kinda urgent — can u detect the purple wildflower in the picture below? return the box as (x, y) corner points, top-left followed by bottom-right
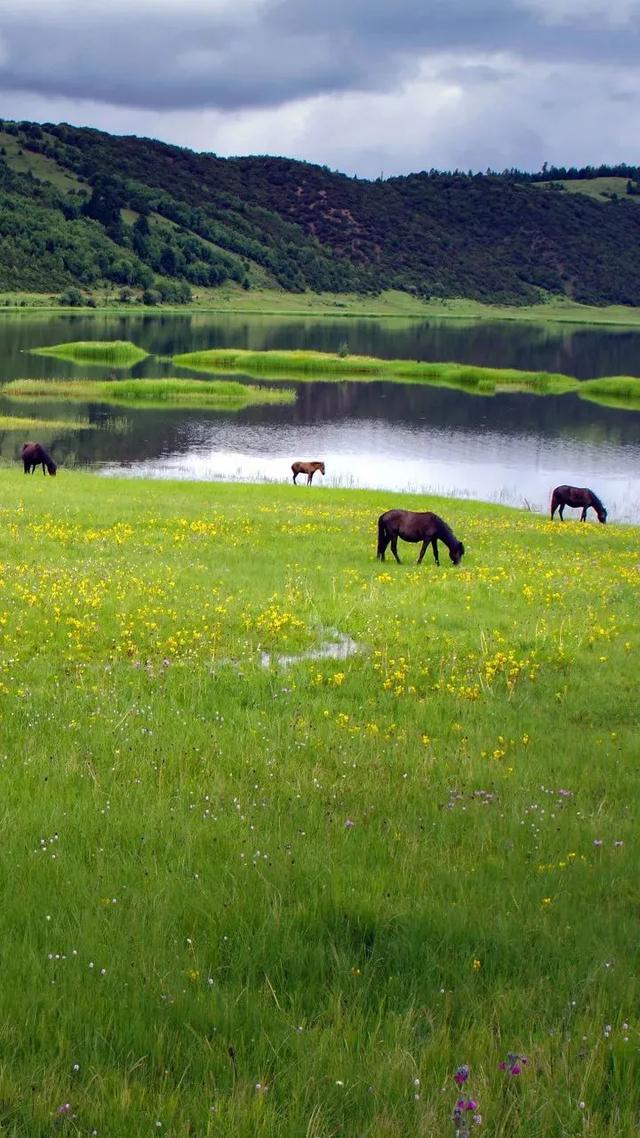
(500, 1052), (528, 1076)
(454, 1064), (470, 1086)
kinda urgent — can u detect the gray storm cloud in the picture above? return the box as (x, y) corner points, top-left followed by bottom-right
(0, 0), (639, 176)
(0, 0), (638, 111)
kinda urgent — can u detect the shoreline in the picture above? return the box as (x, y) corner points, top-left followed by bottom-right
(2, 287), (640, 327)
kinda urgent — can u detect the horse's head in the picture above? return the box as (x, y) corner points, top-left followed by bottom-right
(597, 507), (607, 524)
(47, 462), (57, 477)
(449, 541), (465, 565)
(448, 537), (462, 564)
(320, 463), (325, 476)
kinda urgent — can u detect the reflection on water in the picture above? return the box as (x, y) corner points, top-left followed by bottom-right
(1, 313), (639, 521)
(100, 399), (640, 522)
(3, 308), (640, 380)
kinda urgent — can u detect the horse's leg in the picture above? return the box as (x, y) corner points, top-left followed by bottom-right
(307, 472), (314, 485)
(293, 472), (298, 483)
(390, 536), (401, 563)
(431, 537), (440, 566)
(558, 504), (564, 520)
(581, 507), (587, 521)
(417, 540), (428, 564)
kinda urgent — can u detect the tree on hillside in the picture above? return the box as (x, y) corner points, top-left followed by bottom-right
(81, 175), (122, 229)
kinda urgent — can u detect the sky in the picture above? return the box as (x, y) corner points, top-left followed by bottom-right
(0, 0), (639, 179)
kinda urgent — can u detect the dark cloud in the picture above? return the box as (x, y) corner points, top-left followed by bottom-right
(0, 0), (638, 113)
(0, 0), (639, 176)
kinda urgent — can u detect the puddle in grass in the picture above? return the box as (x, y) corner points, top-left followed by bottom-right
(260, 630), (360, 669)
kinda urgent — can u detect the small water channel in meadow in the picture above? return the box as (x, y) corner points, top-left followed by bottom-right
(1, 309), (639, 520)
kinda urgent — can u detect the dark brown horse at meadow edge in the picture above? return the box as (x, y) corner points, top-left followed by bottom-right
(21, 442), (57, 476)
(377, 509), (465, 566)
(550, 485), (607, 523)
(292, 460), (325, 485)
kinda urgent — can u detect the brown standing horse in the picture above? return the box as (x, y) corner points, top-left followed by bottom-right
(550, 485), (607, 523)
(21, 442), (57, 476)
(377, 509), (465, 566)
(292, 460), (325, 485)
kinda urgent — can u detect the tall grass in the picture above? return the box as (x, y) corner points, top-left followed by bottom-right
(2, 377), (295, 408)
(173, 348), (581, 395)
(0, 472), (637, 1136)
(31, 340), (149, 367)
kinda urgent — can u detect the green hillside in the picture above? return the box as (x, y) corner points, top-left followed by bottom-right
(533, 177), (638, 203)
(1, 118), (640, 305)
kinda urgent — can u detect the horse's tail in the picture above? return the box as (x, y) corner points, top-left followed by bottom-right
(550, 488), (559, 517)
(377, 515), (387, 559)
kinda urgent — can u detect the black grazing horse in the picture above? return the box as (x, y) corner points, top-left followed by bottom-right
(292, 460), (325, 485)
(550, 485), (607, 523)
(377, 509), (465, 566)
(21, 442), (57, 476)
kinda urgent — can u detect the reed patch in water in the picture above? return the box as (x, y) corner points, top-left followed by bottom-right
(2, 376), (295, 409)
(0, 414), (91, 430)
(31, 339), (149, 367)
(578, 375), (640, 408)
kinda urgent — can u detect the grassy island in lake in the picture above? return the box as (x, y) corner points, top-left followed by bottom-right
(173, 347), (640, 408)
(31, 340), (149, 367)
(0, 414), (91, 431)
(2, 377), (295, 409)
(173, 347), (580, 394)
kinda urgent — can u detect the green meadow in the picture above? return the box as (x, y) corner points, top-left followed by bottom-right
(0, 471), (637, 1137)
(2, 378), (294, 410)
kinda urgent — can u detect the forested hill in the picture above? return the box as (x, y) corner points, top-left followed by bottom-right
(1, 118), (640, 306)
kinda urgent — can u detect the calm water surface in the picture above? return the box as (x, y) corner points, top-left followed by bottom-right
(1, 311), (639, 520)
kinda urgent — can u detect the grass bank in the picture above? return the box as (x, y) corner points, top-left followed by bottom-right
(174, 348), (580, 395)
(0, 472), (637, 1137)
(5, 287), (640, 327)
(2, 377), (295, 409)
(31, 340), (149, 367)
(185, 287), (640, 328)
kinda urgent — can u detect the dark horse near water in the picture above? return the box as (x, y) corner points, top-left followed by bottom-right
(21, 442), (57, 476)
(292, 460), (325, 485)
(550, 485), (607, 523)
(377, 509), (465, 566)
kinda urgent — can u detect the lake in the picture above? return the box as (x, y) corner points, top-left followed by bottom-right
(1, 310), (640, 521)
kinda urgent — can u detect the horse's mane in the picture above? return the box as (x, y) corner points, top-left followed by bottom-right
(588, 489), (605, 513)
(435, 515), (460, 549)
